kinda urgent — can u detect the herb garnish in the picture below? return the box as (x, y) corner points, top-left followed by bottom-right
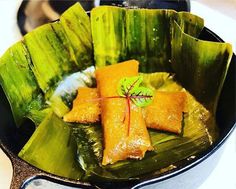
(117, 76), (153, 135)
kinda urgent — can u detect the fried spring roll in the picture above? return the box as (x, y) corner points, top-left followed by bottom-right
(95, 60), (153, 165)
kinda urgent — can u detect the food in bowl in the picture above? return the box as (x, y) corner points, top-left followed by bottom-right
(0, 3), (233, 183)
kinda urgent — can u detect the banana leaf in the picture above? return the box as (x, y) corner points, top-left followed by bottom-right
(176, 12), (204, 37)
(0, 3), (94, 125)
(60, 2), (93, 70)
(71, 72), (214, 180)
(51, 21), (79, 70)
(27, 107), (52, 126)
(91, 6), (204, 72)
(24, 23), (78, 95)
(91, 6), (127, 67)
(144, 9), (176, 72)
(126, 9), (147, 71)
(0, 42), (48, 126)
(171, 21), (233, 114)
(18, 112), (84, 180)
(24, 3), (93, 96)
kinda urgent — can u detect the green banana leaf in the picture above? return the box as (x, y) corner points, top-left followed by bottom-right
(144, 9), (176, 72)
(24, 3), (93, 96)
(69, 72), (214, 180)
(91, 6), (204, 72)
(171, 21), (233, 114)
(126, 9), (147, 71)
(91, 6), (127, 67)
(18, 112), (84, 179)
(24, 23), (78, 96)
(27, 106), (52, 126)
(60, 2), (93, 70)
(176, 12), (204, 37)
(51, 21), (79, 70)
(0, 42), (48, 126)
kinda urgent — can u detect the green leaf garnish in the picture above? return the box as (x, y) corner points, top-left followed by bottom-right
(118, 76), (143, 97)
(117, 76), (153, 136)
(118, 76), (153, 107)
(130, 86), (154, 107)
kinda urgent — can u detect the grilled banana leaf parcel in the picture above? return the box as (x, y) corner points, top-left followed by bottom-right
(71, 5), (231, 180)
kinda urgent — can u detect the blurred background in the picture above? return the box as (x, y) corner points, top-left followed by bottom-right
(0, 0), (235, 189)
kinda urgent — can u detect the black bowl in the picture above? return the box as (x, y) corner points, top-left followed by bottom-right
(0, 26), (235, 189)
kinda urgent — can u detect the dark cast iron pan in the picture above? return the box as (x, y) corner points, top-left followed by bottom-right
(1, 0), (235, 189)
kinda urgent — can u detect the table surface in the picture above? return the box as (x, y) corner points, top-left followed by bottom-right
(0, 0), (235, 189)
